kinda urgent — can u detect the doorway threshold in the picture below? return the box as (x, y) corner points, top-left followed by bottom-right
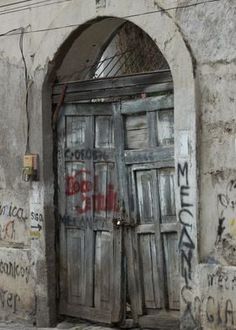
(57, 320), (121, 330)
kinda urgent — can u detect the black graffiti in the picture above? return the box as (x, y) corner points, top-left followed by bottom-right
(0, 260), (30, 284)
(178, 209), (193, 227)
(178, 162), (189, 186)
(0, 203), (27, 221)
(226, 299), (234, 325)
(207, 271), (236, 291)
(193, 296), (201, 325)
(178, 162), (196, 327)
(181, 249), (193, 286)
(178, 162), (195, 285)
(180, 186), (193, 208)
(31, 223), (42, 231)
(192, 295), (236, 326)
(206, 296), (215, 323)
(61, 215), (109, 230)
(179, 226), (195, 250)
(216, 214), (225, 243)
(223, 180), (236, 209)
(31, 212), (43, 223)
(96, 0), (105, 5)
(0, 289), (20, 313)
(64, 148), (108, 161)
(191, 295), (206, 326)
(180, 287), (198, 328)
(193, 296), (235, 326)
(216, 179), (236, 243)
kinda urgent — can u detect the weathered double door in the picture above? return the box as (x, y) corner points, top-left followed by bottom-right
(57, 95), (179, 327)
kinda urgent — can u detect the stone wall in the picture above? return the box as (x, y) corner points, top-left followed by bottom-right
(0, 0), (235, 328)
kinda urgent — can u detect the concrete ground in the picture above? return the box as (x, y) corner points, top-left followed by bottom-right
(0, 321), (119, 330)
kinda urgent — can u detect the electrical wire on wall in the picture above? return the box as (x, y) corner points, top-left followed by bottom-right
(0, 0), (72, 17)
(19, 26), (32, 154)
(0, 25), (35, 180)
(0, 26), (32, 153)
(0, 0), (222, 145)
(0, 0), (223, 25)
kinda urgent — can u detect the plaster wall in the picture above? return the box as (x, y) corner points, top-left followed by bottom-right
(0, 0), (235, 329)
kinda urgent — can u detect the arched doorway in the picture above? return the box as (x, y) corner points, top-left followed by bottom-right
(53, 18), (178, 328)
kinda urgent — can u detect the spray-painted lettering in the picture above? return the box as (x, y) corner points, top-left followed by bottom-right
(65, 148), (107, 161)
(192, 295), (235, 327)
(0, 260), (30, 284)
(216, 179), (236, 243)
(66, 169), (118, 214)
(178, 162), (197, 327)
(0, 203), (27, 221)
(0, 289), (20, 313)
(0, 220), (15, 240)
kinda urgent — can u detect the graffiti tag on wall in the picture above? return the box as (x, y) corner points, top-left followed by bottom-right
(216, 179), (236, 243)
(191, 266), (236, 328)
(0, 260), (30, 284)
(0, 202), (28, 244)
(0, 250), (33, 317)
(30, 211), (43, 239)
(0, 203), (27, 221)
(0, 289), (20, 313)
(178, 161), (198, 327)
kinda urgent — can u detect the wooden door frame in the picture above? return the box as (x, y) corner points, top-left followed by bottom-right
(52, 70), (173, 103)
(53, 70), (175, 323)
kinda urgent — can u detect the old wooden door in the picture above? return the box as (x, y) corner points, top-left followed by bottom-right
(57, 103), (123, 324)
(113, 95), (180, 328)
(57, 94), (179, 327)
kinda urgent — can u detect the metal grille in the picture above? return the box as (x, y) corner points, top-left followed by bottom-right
(73, 22), (169, 81)
(94, 48), (168, 79)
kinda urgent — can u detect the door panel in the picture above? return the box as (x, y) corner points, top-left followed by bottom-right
(125, 114), (148, 149)
(163, 232), (179, 310)
(67, 229), (86, 305)
(95, 116), (114, 148)
(139, 234), (162, 309)
(58, 104), (123, 324)
(132, 167), (165, 312)
(114, 95), (179, 328)
(136, 170), (156, 223)
(66, 116), (87, 147)
(94, 231), (112, 309)
(156, 109), (174, 146)
(158, 169), (176, 220)
(94, 162), (118, 219)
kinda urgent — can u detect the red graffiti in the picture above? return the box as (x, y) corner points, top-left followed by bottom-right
(66, 170), (92, 196)
(0, 220), (15, 241)
(66, 170), (118, 214)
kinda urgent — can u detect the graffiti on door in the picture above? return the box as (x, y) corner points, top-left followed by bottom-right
(65, 169), (119, 214)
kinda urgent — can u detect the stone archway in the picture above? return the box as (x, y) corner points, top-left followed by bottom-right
(32, 1), (198, 328)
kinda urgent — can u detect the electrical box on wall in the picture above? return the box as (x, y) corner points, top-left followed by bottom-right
(22, 154), (39, 182)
